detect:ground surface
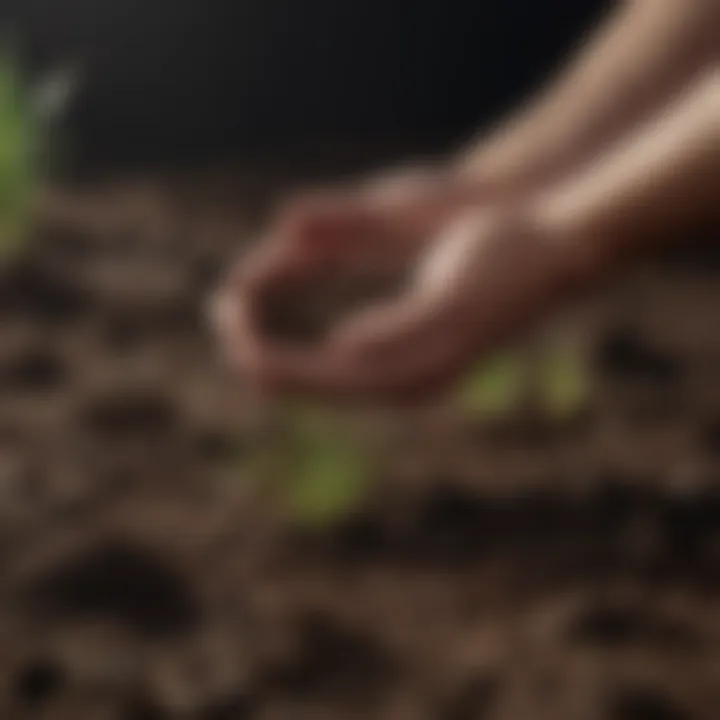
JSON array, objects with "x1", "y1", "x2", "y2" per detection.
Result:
[{"x1": 0, "y1": 167, "x2": 719, "y2": 719}]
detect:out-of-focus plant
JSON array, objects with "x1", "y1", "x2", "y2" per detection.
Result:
[
  {"x1": 536, "y1": 342, "x2": 591, "y2": 420},
  {"x1": 459, "y1": 340, "x2": 590, "y2": 420},
  {"x1": 274, "y1": 406, "x2": 373, "y2": 527},
  {"x1": 458, "y1": 351, "x2": 528, "y2": 418},
  {"x1": 230, "y1": 403, "x2": 376, "y2": 529},
  {"x1": 0, "y1": 49, "x2": 78, "y2": 256},
  {"x1": 0, "y1": 52, "x2": 38, "y2": 254},
  {"x1": 239, "y1": 342, "x2": 590, "y2": 528}
]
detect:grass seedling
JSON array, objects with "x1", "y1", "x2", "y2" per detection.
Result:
[
  {"x1": 275, "y1": 405, "x2": 373, "y2": 527},
  {"x1": 458, "y1": 351, "x2": 528, "y2": 418},
  {"x1": 536, "y1": 342, "x2": 591, "y2": 420},
  {"x1": 228, "y1": 403, "x2": 376, "y2": 530},
  {"x1": 272, "y1": 339, "x2": 590, "y2": 526},
  {"x1": 459, "y1": 339, "x2": 590, "y2": 421},
  {"x1": 248, "y1": 341, "x2": 589, "y2": 527},
  {"x1": 0, "y1": 51, "x2": 39, "y2": 254},
  {"x1": 0, "y1": 48, "x2": 78, "y2": 256}
]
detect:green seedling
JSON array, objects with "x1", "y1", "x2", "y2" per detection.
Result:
[
  {"x1": 459, "y1": 341, "x2": 591, "y2": 420},
  {"x1": 536, "y1": 344, "x2": 591, "y2": 419},
  {"x1": 231, "y1": 342, "x2": 588, "y2": 528},
  {"x1": 458, "y1": 352, "x2": 528, "y2": 418},
  {"x1": 267, "y1": 344, "x2": 588, "y2": 527},
  {"x1": 0, "y1": 51, "x2": 39, "y2": 254},
  {"x1": 274, "y1": 406, "x2": 374, "y2": 527},
  {"x1": 0, "y1": 49, "x2": 78, "y2": 256},
  {"x1": 225, "y1": 405, "x2": 375, "y2": 529}
]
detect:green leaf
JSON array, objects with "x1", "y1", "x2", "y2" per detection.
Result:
[
  {"x1": 459, "y1": 353, "x2": 527, "y2": 418},
  {"x1": 278, "y1": 407, "x2": 372, "y2": 527},
  {"x1": 537, "y1": 346, "x2": 590, "y2": 419},
  {"x1": 0, "y1": 50, "x2": 40, "y2": 256}
]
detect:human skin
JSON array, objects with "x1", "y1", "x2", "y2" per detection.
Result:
[
  {"x1": 213, "y1": 2, "x2": 720, "y2": 403},
  {"x1": 459, "y1": 0, "x2": 720, "y2": 193},
  {"x1": 237, "y1": 0, "x2": 720, "y2": 252}
]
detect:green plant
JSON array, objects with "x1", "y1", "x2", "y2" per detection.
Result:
[
  {"x1": 230, "y1": 341, "x2": 588, "y2": 530},
  {"x1": 228, "y1": 405, "x2": 376, "y2": 529},
  {"x1": 275, "y1": 406, "x2": 373, "y2": 527},
  {"x1": 0, "y1": 49, "x2": 77, "y2": 256},
  {"x1": 536, "y1": 343, "x2": 591, "y2": 419},
  {"x1": 458, "y1": 351, "x2": 527, "y2": 418},
  {"x1": 459, "y1": 341, "x2": 590, "y2": 420},
  {"x1": 0, "y1": 52, "x2": 39, "y2": 253},
  {"x1": 245, "y1": 342, "x2": 589, "y2": 528}
]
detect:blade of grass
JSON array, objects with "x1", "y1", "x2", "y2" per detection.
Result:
[{"x1": 0, "y1": 50, "x2": 40, "y2": 254}]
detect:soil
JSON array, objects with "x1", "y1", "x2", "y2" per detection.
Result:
[{"x1": 1, "y1": 165, "x2": 720, "y2": 720}]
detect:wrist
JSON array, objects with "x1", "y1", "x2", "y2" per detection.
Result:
[{"x1": 534, "y1": 181, "x2": 621, "y2": 284}]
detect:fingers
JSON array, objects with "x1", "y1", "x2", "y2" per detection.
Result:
[
  {"x1": 216, "y1": 210, "x2": 480, "y2": 403},
  {"x1": 243, "y1": 291, "x2": 472, "y2": 404},
  {"x1": 212, "y1": 194, "x2": 576, "y2": 404},
  {"x1": 276, "y1": 191, "x2": 381, "y2": 262},
  {"x1": 214, "y1": 186, "x2": 420, "y2": 365},
  {"x1": 211, "y1": 176, "x2": 485, "y2": 403},
  {"x1": 225, "y1": 168, "x2": 445, "y2": 303},
  {"x1": 209, "y1": 282, "x2": 261, "y2": 370},
  {"x1": 214, "y1": 192, "x2": 363, "y2": 327}
]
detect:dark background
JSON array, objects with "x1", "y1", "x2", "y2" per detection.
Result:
[{"x1": 3, "y1": 0, "x2": 610, "y2": 171}]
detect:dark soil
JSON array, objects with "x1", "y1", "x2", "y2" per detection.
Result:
[{"x1": 1, "y1": 167, "x2": 720, "y2": 719}]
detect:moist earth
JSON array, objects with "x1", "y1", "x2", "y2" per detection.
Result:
[{"x1": 0, "y1": 167, "x2": 719, "y2": 720}]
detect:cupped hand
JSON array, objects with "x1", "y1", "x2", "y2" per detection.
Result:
[
  {"x1": 213, "y1": 200, "x2": 584, "y2": 404},
  {"x1": 237, "y1": 166, "x2": 484, "y2": 276}
]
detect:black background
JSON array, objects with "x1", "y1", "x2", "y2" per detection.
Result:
[{"x1": 3, "y1": 0, "x2": 610, "y2": 170}]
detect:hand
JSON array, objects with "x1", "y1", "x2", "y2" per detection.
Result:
[
  {"x1": 214, "y1": 204, "x2": 584, "y2": 404},
  {"x1": 242, "y1": 165, "x2": 485, "y2": 272}
]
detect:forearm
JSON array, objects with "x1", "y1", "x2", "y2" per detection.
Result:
[
  {"x1": 459, "y1": 0, "x2": 719, "y2": 196},
  {"x1": 542, "y1": 68, "x2": 720, "y2": 276}
]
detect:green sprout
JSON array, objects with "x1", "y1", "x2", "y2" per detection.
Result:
[
  {"x1": 227, "y1": 342, "x2": 589, "y2": 529},
  {"x1": 257, "y1": 343, "x2": 589, "y2": 527},
  {"x1": 0, "y1": 48, "x2": 78, "y2": 256},
  {"x1": 458, "y1": 352, "x2": 528, "y2": 418},
  {"x1": 536, "y1": 344, "x2": 591, "y2": 420},
  {"x1": 459, "y1": 341, "x2": 590, "y2": 420},
  {"x1": 274, "y1": 406, "x2": 374, "y2": 527},
  {"x1": 0, "y1": 51, "x2": 40, "y2": 254},
  {"x1": 225, "y1": 405, "x2": 375, "y2": 529}
]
